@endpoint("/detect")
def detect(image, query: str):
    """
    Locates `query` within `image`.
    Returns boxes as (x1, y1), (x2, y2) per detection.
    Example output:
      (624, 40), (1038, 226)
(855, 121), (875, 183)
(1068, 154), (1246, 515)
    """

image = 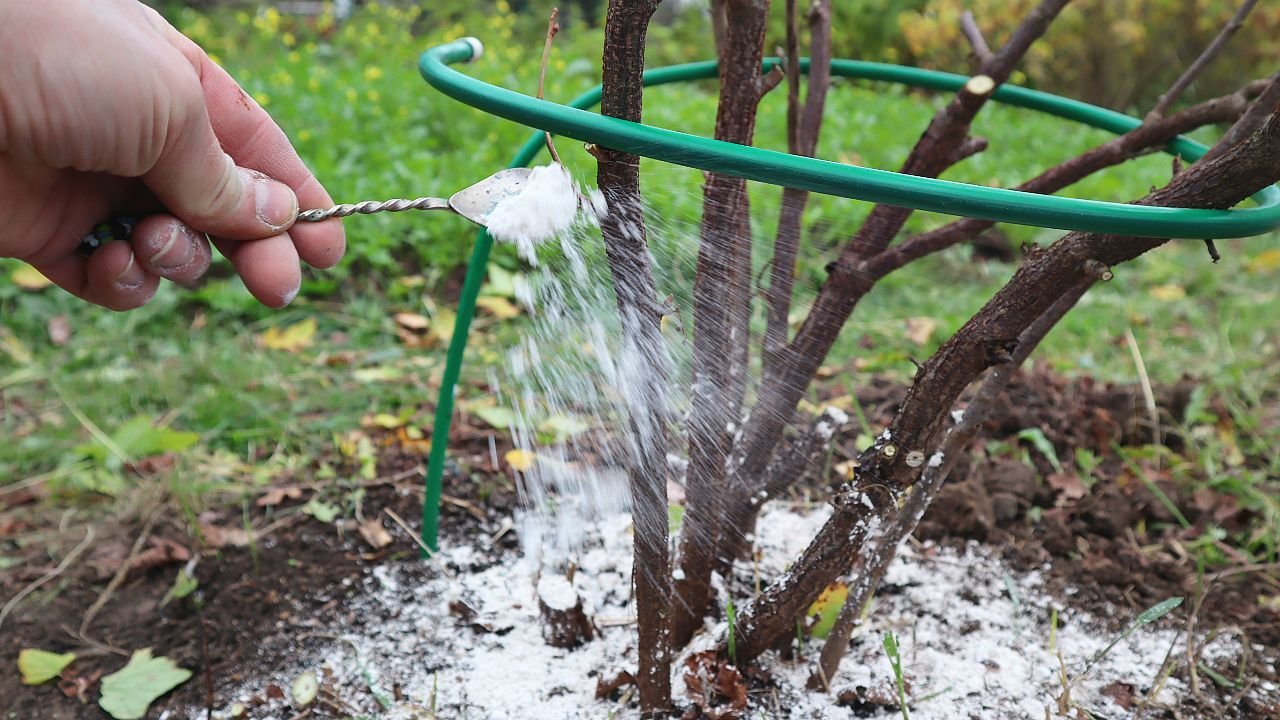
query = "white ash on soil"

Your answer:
(202, 504), (1273, 719)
